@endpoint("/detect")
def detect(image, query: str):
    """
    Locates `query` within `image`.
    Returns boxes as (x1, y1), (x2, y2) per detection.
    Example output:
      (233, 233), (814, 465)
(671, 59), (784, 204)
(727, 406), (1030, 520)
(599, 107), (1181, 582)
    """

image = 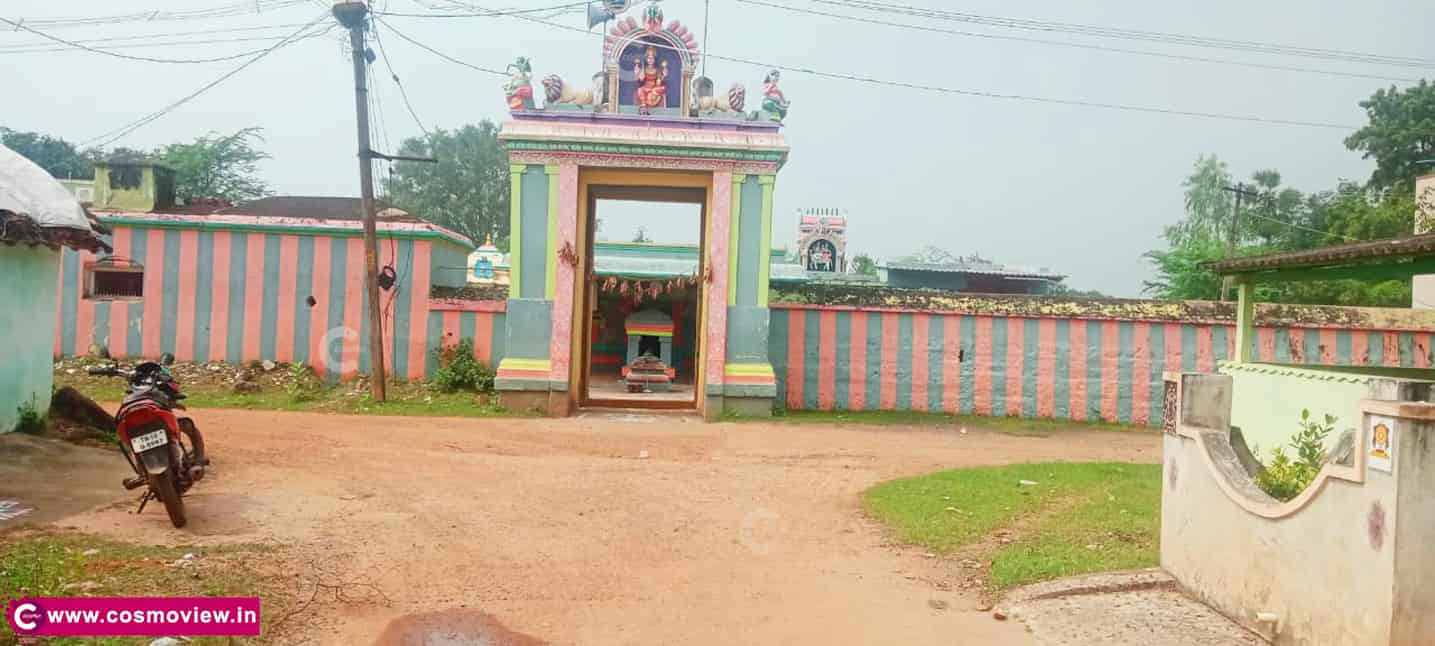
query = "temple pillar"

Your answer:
(496, 163), (571, 415)
(719, 172), (779, 416)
